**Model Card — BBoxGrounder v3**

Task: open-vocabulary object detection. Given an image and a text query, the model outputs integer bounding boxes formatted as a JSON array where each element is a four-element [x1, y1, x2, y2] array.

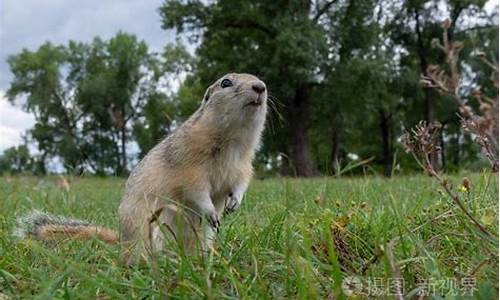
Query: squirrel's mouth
[[245, 101, 262, 107], [244, 96, 264, 108]]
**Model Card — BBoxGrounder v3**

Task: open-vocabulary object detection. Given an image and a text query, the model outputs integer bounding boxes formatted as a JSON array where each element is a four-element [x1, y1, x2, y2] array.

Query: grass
[[0, 173, 498, 299]]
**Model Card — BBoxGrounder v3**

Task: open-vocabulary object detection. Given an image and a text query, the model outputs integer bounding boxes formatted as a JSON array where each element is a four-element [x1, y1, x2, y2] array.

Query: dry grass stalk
[[56, 175, 70, 192], [386, 239, 404, 300], [420, 19, 499, 172], [402, 121, 492, 237]]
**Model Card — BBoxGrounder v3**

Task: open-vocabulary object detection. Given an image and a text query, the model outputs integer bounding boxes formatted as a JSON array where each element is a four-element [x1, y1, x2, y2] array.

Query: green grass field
[[0, 174, 498, 299]]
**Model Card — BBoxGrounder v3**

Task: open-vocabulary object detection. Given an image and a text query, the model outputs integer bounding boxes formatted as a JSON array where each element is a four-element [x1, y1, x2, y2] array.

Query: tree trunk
[[330, 127, 342, 175], [453, 132, 460, 168], [37, 152, 48, 175], [440, 125, 446, 170], [287, 83, 317, 177], [120, 126, 127, 176], [415, 8, 439, 171], [379, 108, 393, 177], [279, 152, 293, 176], [110, 130, 123, 176]]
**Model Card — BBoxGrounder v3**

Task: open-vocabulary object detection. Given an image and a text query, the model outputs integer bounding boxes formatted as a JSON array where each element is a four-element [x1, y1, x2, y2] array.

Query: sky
[[0, 0, 176, 152], [0, 0, 498, 154]]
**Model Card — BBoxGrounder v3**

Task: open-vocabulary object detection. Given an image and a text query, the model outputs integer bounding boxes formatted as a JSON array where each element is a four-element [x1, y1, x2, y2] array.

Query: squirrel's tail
[[13, 210, 118, 245]]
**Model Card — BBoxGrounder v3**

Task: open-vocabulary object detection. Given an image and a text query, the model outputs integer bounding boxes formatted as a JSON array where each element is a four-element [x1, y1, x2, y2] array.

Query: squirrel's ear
[[202, 85, 214, 103]]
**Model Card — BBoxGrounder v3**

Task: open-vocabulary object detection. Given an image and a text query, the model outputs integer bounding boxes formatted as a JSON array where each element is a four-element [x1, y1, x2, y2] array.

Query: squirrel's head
[[200, 73, 267, 129]]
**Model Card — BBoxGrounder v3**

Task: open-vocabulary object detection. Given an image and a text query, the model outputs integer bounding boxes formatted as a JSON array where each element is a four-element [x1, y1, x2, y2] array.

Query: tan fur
[[118, 73, 267, 262], [37, 224, 118, 244]]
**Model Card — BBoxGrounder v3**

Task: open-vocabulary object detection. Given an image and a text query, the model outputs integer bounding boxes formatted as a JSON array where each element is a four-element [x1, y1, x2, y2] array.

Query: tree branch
[[52, 89, 76, 132], [313, 0, 339, 22]]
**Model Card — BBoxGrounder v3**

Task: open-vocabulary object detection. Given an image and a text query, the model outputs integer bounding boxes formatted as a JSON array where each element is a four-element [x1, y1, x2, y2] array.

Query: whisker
[[266, 96, 286, 126], [268, 93, 286, 108]]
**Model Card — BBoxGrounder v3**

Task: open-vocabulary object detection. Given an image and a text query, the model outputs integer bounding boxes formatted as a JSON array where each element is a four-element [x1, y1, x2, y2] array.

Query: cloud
[[0, 0, 176, 154], [0, 0, 175, 89], [0, 91, 35, 152]]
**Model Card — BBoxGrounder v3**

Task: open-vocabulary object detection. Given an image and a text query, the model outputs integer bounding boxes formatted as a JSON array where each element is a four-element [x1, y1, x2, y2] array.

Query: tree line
[[1, 0, 498, 177]]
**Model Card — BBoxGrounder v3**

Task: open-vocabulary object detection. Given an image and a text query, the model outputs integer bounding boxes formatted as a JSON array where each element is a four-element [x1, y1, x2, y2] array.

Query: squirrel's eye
[[220, 79, 233, 88]]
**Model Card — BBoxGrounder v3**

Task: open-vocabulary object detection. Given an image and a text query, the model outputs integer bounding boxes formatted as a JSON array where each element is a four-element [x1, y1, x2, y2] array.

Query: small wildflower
[[462, 177, 471, 191], [458, 185, 468, 193], [402, 121, 442, 156]]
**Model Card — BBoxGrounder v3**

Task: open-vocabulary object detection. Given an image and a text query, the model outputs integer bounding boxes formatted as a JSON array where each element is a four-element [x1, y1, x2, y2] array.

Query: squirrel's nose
[[252, 82, 266, 94]]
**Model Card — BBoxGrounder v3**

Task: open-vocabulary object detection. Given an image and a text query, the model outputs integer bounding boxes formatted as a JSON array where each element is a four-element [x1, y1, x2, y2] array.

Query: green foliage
[[6, 33, 191, 174], [158, 0, 497, 176], [6, 42, 86, 173], [74, 33, 153, 175], [160, 0, 333, 176], [132, 93, 174, 158], [0, 174, 497, 297], [3, 0, 498, 176], [0, 145, 35, 175]]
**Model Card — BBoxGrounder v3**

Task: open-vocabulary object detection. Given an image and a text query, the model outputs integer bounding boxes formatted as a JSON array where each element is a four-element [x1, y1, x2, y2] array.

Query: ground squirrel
[[14, 73, 268, 262]]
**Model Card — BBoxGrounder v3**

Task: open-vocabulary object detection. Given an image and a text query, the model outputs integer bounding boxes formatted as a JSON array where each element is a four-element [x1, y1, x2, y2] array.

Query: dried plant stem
[[386, 239, 404, 300], [469, 256, 492, 277], [421, 19, 499, 172], [422, 154, 492, 237], [403, 121, 493, 238]]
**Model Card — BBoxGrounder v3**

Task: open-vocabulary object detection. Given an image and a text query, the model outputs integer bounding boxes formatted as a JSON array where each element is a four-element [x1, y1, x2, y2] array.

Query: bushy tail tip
[[13, 210, 118, 244]]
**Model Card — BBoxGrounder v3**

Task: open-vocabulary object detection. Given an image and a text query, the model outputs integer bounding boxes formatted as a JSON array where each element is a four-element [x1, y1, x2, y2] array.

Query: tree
[[73, 33, 157, 175], [159, 0, 334, 176], [388, 0, 494, 170], [6, 33, 188, 175], [7, 42, 87, 173], [312, 0, 383, 175], [0, 145, 35, 175], [5, 0, 496, 176], [132, 43, 193, 158]]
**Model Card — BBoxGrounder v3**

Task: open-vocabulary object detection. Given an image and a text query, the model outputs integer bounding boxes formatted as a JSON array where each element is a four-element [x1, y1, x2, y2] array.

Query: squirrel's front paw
[[225, 193, 243, 213], [207, 211, 220, 232]]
